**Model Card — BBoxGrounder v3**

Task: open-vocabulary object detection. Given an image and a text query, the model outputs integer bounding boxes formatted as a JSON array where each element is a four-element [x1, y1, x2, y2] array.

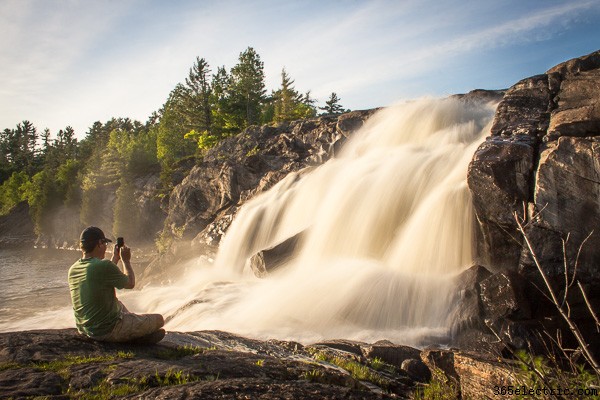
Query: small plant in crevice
[[412, 367, 459, 400], [153, 344, 206, 360], [310, 350, 390, 389], [302, 368, 325, 382], [154, 368, 199, 386]]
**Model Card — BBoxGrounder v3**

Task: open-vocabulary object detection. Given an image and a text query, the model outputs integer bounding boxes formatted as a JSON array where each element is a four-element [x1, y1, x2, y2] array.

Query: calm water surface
[[0, 247, 79, 332]]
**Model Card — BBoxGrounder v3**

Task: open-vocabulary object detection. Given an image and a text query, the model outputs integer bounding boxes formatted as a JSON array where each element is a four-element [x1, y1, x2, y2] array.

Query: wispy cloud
[[0, 0, 138, 129], [0, 0, 598, 135], [295, 0, 600, 102]]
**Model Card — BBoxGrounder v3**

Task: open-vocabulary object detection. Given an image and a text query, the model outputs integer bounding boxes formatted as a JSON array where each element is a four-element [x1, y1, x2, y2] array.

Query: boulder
[[248, 231, 304, 277], [400, 358, 431, 383], [360, 340, 421, 368], [468, 134, 536, 270], [421, 349, 516, 400], [489, 74, 553, 139], [480, 272, 532, 321], [448, 265, 492, 335]]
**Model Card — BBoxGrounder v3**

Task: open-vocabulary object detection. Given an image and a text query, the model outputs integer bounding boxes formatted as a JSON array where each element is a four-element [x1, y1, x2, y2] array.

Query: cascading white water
[[162, 97, 498, 345]]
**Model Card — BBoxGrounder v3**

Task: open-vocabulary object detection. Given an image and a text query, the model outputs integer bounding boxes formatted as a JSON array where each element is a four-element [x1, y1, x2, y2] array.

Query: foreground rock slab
[[0, 329, 430, 399]]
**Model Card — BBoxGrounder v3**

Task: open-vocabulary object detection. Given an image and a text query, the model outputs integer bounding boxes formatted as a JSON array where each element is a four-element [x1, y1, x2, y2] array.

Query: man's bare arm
[[120, 246, 135, 289]]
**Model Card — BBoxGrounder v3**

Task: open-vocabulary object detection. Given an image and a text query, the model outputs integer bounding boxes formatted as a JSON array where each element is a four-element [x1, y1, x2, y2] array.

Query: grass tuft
[[412, 367, 458, 400], [311, 350, 390, 388], [153, 344, 207, 360]]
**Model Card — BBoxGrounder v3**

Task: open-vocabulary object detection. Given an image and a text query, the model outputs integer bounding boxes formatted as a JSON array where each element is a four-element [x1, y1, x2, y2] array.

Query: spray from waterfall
[[161, 97, 497, 345]]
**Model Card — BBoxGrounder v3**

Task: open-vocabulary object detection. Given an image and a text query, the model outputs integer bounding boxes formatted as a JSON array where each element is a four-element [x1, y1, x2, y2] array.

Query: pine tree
[[319, 92, 347, 115], [273, 68, 302, 122], [228, 47, 266, 129], [210, 66, 234, 135], [40, 128, 51, 159], [156, 85, 196, 184], [295, 90, 318, 119], [270, 69, 317, 123], [56, 126, 78, 161], [2, 121, 39, 176], [180, 57, 212, 135], [0, 130, 12, 182]]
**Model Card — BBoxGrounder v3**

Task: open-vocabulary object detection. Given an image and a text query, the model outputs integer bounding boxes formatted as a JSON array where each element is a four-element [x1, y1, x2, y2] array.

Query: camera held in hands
[[117, 237, 124, 249]]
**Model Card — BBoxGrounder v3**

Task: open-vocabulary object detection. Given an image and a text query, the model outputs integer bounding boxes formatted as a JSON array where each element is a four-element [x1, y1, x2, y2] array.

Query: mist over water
[[1, 98, 497, 346]]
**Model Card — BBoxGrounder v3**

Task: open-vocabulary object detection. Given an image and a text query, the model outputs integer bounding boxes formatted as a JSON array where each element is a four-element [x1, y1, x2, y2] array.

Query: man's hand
[[120, 246, 135, 289], [111, 244, 121, 264], [120, 246, 131, 263]]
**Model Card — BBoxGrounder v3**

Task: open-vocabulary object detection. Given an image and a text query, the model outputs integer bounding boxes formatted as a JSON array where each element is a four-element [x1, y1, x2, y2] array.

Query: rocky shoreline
[[0, 329, 514, 399]]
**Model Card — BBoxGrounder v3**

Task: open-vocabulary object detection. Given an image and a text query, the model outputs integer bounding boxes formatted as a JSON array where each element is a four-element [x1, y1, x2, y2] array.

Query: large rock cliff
[[469, 50, 600, 277], [461, 50, 600, 355]]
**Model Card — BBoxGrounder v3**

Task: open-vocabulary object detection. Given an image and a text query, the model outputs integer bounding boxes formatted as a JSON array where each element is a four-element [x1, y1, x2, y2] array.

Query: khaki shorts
[[95, 302, 164, 343]]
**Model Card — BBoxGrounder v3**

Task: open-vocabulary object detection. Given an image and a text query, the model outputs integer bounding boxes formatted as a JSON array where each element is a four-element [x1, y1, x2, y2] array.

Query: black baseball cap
[[80, 226, 112, 244]]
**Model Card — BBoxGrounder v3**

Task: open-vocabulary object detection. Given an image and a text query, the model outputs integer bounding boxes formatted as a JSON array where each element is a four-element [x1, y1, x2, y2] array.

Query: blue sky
[[1, 0, 599, 138]]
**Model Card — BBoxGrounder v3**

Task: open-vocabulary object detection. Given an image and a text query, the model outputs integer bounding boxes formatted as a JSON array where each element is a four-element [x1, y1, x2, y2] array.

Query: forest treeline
[[0, 47, 348, 243]]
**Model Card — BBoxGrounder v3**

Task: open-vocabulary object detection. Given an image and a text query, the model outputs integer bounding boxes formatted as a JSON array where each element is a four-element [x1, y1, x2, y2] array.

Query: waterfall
[[162, 97, 497, 345]]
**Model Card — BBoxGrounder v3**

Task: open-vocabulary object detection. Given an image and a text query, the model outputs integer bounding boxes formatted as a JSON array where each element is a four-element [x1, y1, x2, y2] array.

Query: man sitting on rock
[[68, 226, 165, 344]]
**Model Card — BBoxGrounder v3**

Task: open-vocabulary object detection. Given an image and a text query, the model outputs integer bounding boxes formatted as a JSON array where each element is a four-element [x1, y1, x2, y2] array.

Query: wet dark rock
[[449, 265, 492, 334], [490, 74, 553, 139], [310, 339, 366, 358], [530, 136, 600, 279], [336, 110, 378, 138], [249, 232, 304, 277]]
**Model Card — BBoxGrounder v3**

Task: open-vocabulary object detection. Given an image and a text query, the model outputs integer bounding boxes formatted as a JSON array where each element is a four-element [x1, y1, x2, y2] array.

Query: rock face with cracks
[[459, 49, 600, 357]]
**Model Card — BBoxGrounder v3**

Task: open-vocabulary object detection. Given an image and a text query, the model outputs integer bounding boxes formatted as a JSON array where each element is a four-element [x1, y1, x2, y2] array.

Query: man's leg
[[101, 310, 165, 343]]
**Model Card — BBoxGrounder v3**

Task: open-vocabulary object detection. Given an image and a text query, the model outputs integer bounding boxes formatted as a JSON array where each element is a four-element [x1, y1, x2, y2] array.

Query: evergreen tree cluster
[[0, 47, 349, 242]]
